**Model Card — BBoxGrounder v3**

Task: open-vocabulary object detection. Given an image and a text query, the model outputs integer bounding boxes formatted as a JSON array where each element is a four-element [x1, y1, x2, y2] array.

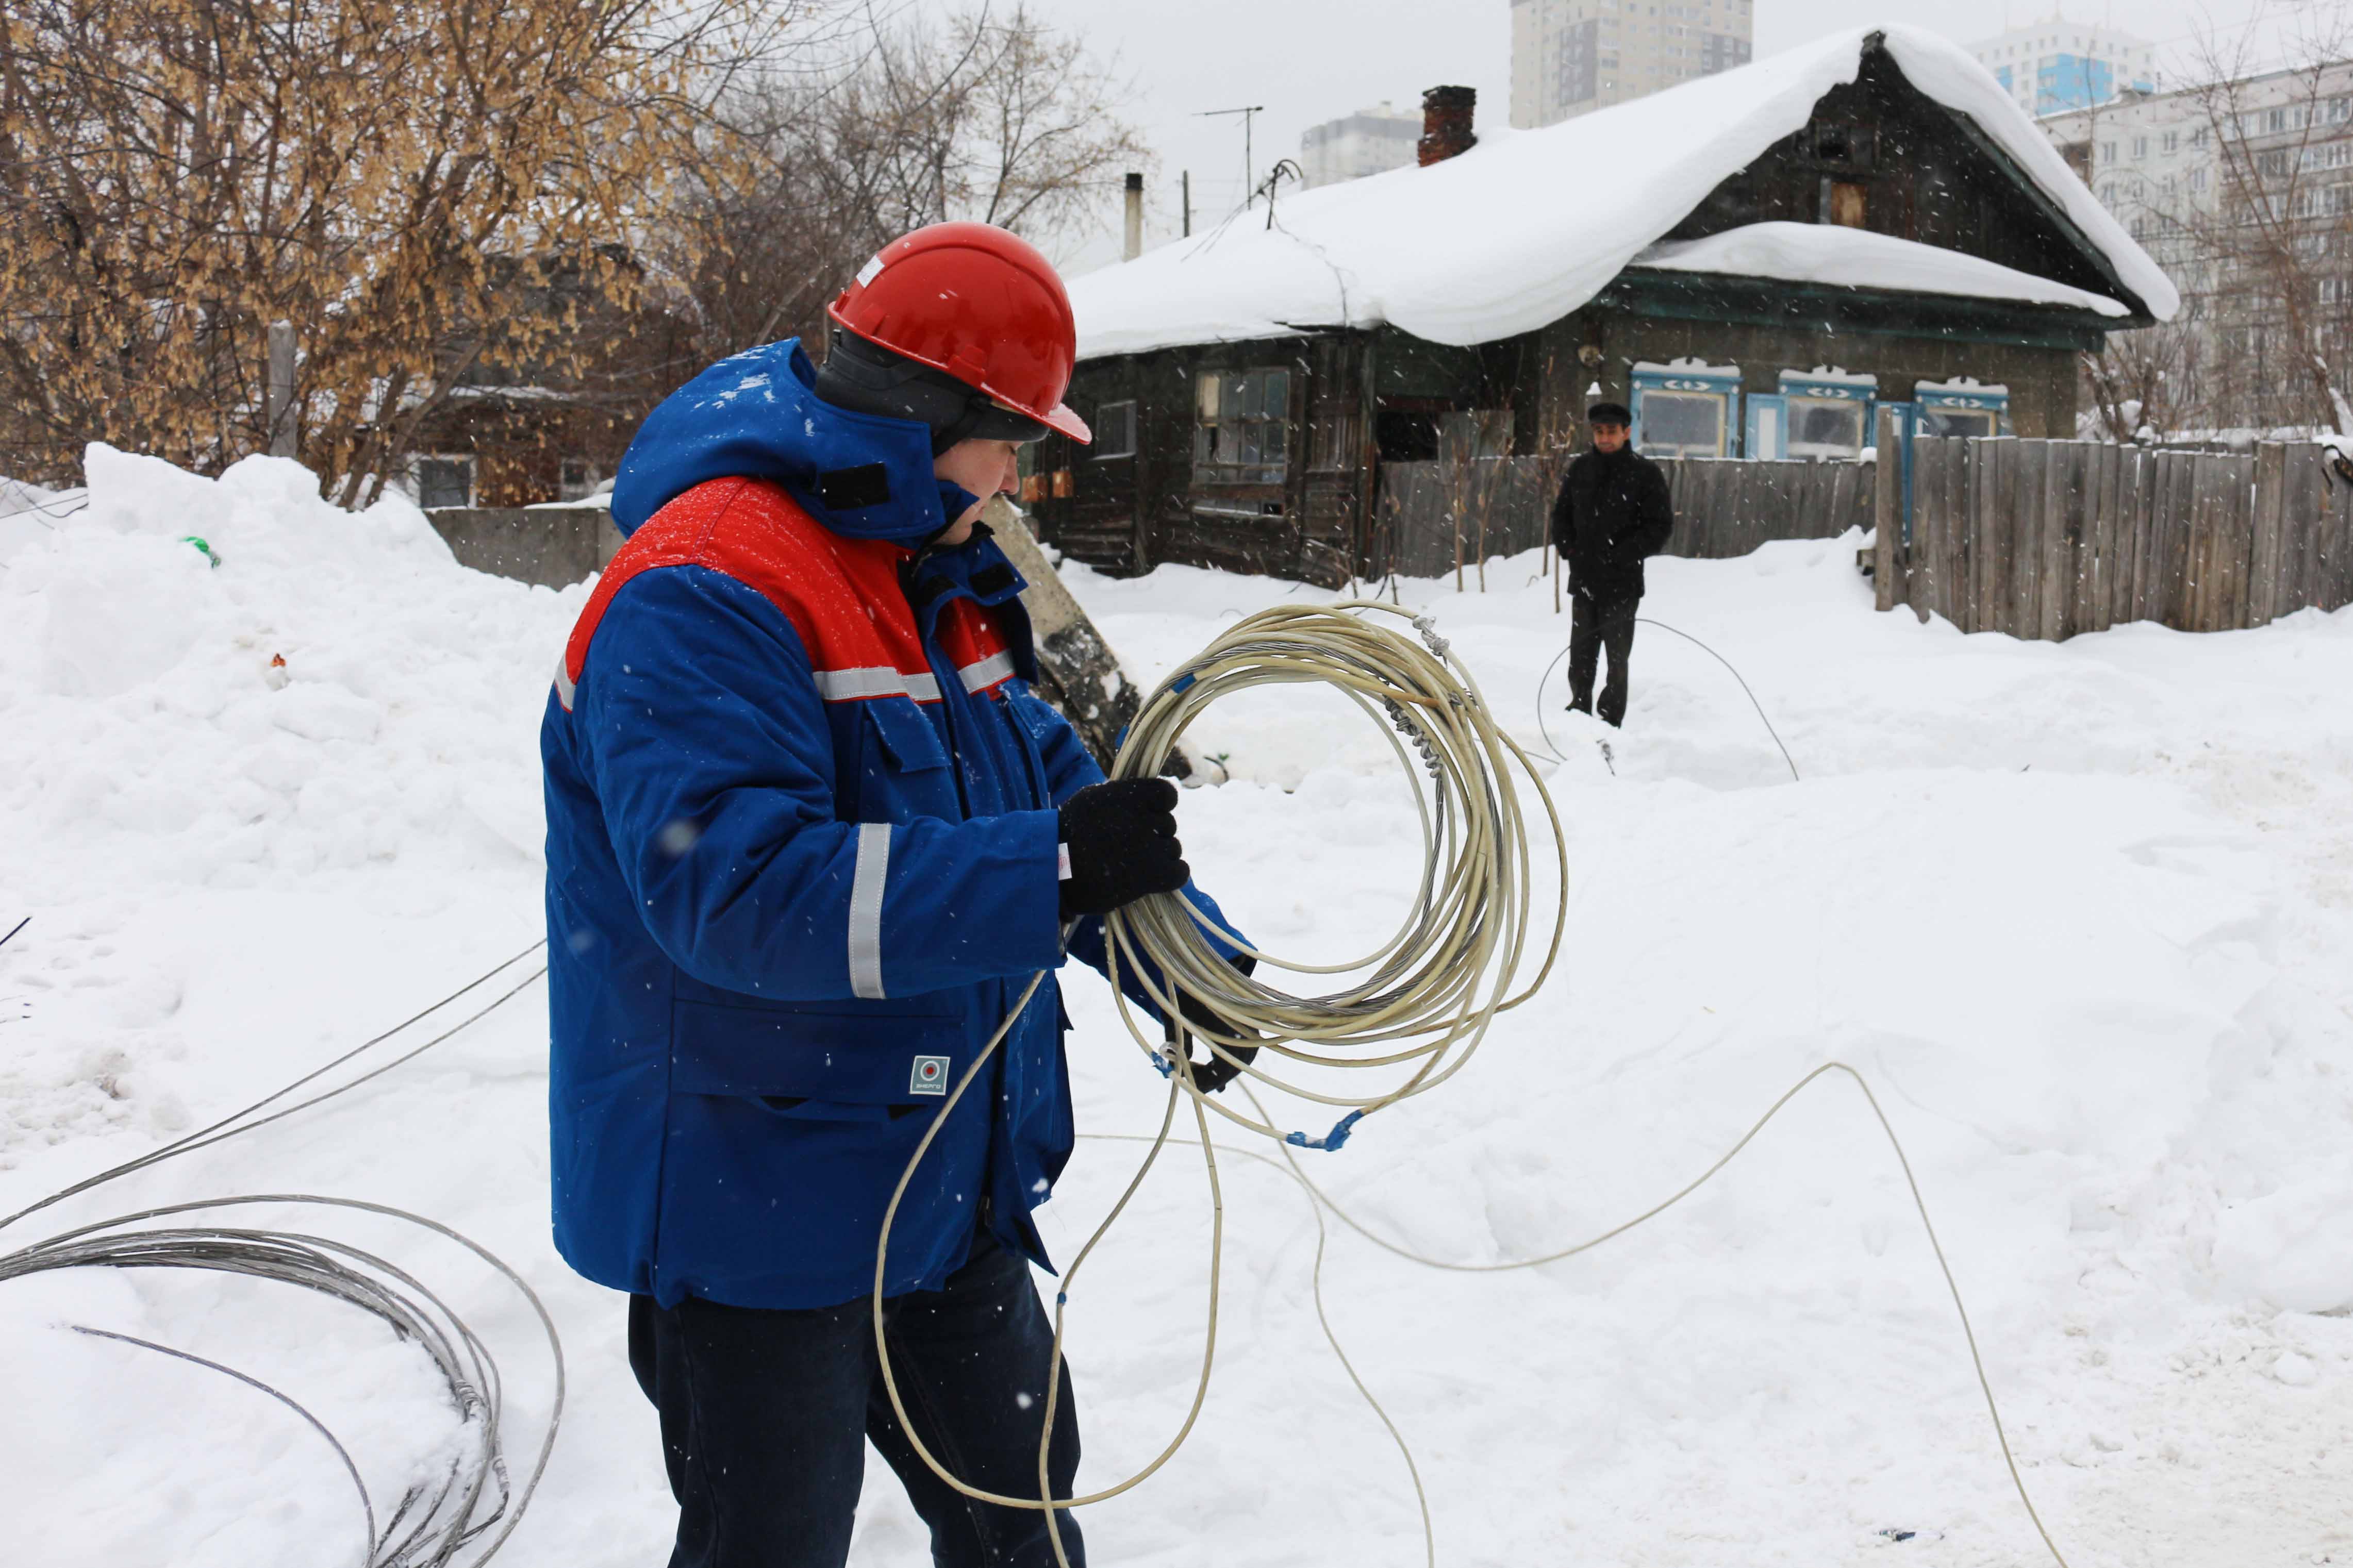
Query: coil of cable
[[872, 600, 1568, 1565], [1104, 599, 1566, 1147]]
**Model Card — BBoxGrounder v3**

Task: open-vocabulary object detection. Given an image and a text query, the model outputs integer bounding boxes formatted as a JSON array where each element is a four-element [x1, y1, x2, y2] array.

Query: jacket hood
[[610, 339, 973, 543]]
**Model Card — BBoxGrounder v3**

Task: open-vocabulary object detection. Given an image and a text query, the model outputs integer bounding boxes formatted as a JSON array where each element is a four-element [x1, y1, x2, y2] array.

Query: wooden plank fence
[[1873, 409, 2353, 637], [1375, 452, 1874, 583]]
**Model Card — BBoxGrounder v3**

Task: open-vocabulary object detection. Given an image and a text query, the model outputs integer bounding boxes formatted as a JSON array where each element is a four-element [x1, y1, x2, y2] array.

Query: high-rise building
[[1509, 0, 1754, 130], [2038, 59, 2353, 428], [1298, 103, 1423, 189], [1969, 14, 2157, 116]]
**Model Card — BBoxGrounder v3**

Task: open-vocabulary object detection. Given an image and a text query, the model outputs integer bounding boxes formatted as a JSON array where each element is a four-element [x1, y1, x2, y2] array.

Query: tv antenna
[[1198, 104, 1268, 208]]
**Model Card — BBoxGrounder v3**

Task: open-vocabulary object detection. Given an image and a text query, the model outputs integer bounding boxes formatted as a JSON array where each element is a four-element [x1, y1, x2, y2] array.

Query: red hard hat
[[828, 222, 1092, 445]]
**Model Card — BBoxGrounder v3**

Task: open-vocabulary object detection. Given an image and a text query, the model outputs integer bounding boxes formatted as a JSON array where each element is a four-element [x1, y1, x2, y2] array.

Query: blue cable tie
[[1285, 1110, 1364, 1153], [1056, 1291, 1067, 1306]]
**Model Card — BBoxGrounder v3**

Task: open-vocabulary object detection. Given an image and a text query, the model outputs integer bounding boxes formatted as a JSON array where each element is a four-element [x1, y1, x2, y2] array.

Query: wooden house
[[1025, 26, 2178, 587]]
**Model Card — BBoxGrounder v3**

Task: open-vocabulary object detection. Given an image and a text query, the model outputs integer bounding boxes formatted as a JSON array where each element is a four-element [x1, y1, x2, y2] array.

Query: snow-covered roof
[[1633, 223, 2132, 318], [1069, 25, 2176, 362]]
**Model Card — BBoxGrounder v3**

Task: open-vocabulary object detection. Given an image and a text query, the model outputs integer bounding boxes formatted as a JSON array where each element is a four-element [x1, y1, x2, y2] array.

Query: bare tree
[[678, 3, 1149, 359], [2080, 12, 2353, 441], [0, 0, 785, 499]]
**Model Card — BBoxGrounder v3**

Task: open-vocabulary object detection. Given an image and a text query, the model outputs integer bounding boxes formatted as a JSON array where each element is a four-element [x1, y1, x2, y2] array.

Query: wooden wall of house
[[1032, 334, 1370, 588], [1537, 309, 2085, 441], [1659, 44, 2136, 307], [412, 401, 639, 508], [1037, 306, 2089, 588]]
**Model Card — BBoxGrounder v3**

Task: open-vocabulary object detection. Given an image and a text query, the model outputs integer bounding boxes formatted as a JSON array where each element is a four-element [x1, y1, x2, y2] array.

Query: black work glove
[[1057, 778, 1189, 919], [1167, 954, 1258, 1094]]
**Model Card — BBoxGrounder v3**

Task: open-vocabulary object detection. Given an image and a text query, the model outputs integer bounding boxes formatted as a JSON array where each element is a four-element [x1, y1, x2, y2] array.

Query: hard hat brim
[[828, 302, 1091, 445]]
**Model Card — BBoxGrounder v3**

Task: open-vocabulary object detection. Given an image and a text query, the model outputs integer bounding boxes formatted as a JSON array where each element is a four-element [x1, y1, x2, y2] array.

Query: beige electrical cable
[[870, 601, 2072, 1568], [1236, 1065, 2075, 1568], [872, 600, 1565, 1566], [1101, 601, 1568, 1145]]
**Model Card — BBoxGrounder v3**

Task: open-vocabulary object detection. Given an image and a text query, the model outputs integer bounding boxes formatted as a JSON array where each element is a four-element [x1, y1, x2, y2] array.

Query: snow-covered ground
[[3, 449, 2350, 1566]]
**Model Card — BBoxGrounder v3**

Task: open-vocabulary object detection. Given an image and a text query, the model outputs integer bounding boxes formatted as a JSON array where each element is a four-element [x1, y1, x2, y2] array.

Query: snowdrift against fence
[[1068, 25, 2176, 360]]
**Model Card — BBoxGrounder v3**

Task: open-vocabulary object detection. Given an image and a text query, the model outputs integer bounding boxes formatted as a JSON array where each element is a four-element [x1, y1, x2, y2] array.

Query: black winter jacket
[[1549, 447, 1675, 599]]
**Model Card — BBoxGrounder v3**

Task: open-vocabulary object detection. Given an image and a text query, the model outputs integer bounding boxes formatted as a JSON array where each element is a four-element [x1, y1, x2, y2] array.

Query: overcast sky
[[1015, 0, 2318, 275]]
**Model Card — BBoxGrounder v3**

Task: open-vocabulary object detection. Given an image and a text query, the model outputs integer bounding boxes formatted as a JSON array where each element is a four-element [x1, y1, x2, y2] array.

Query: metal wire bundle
[[0, 944, 560, 1568]]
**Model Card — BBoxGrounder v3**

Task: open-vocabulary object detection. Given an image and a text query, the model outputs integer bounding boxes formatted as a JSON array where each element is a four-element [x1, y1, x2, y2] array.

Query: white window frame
[[1093, 399, 1138, 459], [1192, 367, 1291, 483], [1632, 389, 1730, 459], [559, 458, 601, 502]]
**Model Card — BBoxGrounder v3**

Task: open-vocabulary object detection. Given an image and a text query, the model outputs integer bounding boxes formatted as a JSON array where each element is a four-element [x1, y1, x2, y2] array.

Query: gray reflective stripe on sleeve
[[958, 650, 1017, 693], [811, 666, 943, 704], [553, 655, 577, 711], [849, 822, 891, 999]]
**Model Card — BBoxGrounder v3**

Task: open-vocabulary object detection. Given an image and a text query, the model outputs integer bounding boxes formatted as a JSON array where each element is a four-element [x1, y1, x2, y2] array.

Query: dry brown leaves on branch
[[0, 0, 780, 499]]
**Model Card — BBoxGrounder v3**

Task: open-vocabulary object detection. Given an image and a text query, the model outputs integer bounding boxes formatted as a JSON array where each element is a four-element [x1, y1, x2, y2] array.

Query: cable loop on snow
[[0, 945, 561, 1568]]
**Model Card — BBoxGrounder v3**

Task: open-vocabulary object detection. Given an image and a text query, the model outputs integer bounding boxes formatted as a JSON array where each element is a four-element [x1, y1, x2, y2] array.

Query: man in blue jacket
[[541, 223, 1249, 1568]]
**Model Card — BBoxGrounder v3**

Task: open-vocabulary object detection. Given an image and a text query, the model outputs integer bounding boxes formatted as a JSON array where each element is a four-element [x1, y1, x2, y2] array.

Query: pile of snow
[[1635, 222, 2131, 315], [4, 453, 2350, 1565], [0, 446, 571, 909], [1068, 25, 2176, 360]]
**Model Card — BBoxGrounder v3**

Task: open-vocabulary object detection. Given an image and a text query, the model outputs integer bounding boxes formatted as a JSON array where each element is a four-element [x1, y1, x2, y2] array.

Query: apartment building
[[1509, 0, 1754, 129], [2043, 59, 2353, 429], [1971, 15, 2157, 117], [1299, 103, 1424, 189]]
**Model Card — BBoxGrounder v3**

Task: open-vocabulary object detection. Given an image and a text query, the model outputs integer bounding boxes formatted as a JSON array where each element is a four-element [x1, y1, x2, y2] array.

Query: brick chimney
[[1418, 85, 1477, 167]]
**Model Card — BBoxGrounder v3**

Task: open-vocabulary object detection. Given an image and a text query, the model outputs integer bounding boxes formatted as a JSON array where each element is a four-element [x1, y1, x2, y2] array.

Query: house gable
[[1663, 41, 2148, 319]]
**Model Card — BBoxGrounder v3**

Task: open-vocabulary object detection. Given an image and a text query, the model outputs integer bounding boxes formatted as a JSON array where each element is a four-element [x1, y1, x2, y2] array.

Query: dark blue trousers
[[628, 1230, 1085, 1568]]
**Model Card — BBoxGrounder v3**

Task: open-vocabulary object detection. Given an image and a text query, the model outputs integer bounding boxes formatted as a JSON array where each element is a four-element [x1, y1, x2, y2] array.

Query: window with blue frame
[[1913, 378, 2010, 439], [1629, 359, 1741, 459], [1777, 368, 1876, 460]]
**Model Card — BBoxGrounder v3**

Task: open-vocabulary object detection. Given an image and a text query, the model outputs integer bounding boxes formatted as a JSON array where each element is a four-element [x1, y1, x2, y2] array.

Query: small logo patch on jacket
[[910, 1055, 951, 1096], [818, 463, 892, 510]]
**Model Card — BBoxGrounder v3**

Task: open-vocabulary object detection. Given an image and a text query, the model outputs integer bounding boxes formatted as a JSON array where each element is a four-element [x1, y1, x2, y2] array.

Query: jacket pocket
[[995, 686, 1058, 808], [864, 695, 948, 772], [852, 695, 959, 824], [672, 997, 969, 1119]]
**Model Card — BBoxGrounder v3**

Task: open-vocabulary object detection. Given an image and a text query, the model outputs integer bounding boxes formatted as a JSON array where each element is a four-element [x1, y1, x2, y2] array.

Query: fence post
[[2099, 439, 2136, 635], [1874, 406, 1900, 612], [1441, 420, 1471, 592], [2247, 444, 2285, 628], [1550, 446, 1563, 614], [2031, 441, 2064, 640]]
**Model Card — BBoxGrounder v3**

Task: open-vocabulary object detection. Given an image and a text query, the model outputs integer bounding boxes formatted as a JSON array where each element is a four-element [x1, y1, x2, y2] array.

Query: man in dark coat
[[1548, 401, 1675, 727]]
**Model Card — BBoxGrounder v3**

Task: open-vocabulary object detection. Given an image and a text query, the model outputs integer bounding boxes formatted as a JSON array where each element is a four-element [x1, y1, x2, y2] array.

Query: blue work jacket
[[541, 340, 1238, 1309]]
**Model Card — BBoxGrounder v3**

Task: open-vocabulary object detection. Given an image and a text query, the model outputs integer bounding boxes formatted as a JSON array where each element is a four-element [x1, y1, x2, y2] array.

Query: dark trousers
[[1568, 588, 1641, 728], [628, 1230, 1084, 1568]]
